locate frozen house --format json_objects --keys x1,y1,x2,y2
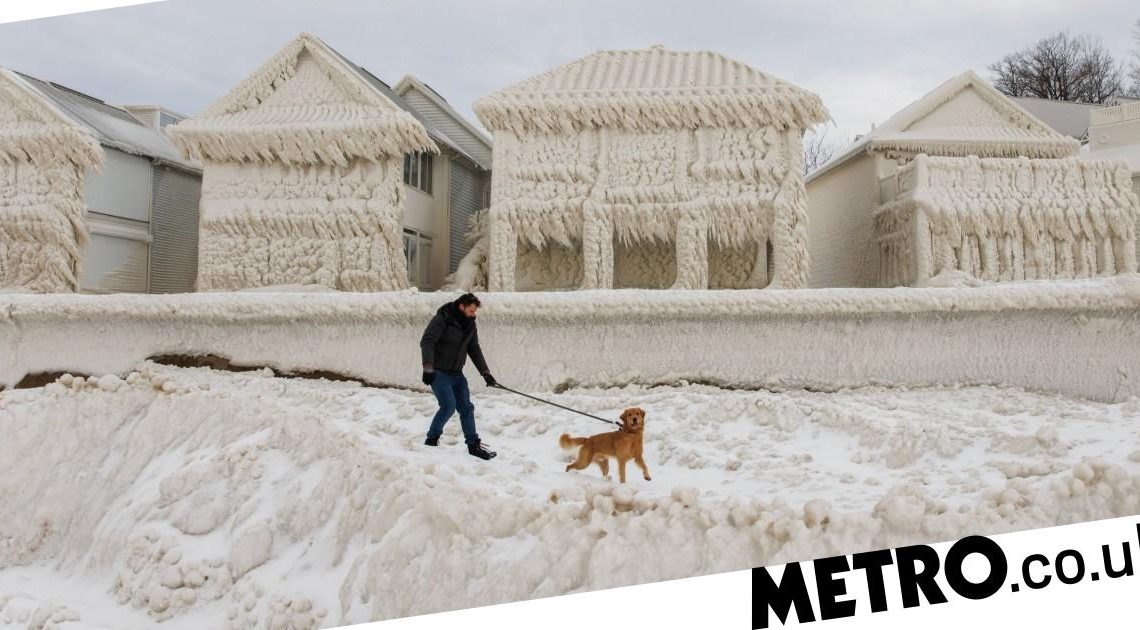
[
  {"x1": 168, "y1": 33, "x2": 491, "y2": 292},
  {"x1": 806, "y1": 71, "x2": 1139, "y2": 288},
  {"x1": 0, "y1": 67, "x2": 201, "y2": 293},
  {"x1": 168, "y1": 33, "x2": 438, "y2": 292},
  {"x1": 470, "y1": 45, "x2": 829, "y2": 292}
]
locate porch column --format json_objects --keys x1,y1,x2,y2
[
  {"x1": 911, "y1": 208, "x2": 934, "y2": 286},
  {"x1": 671, "y1": 206, "x2": 709, "y2": 289},
  {"x1": 580, "y1": 201, "x2": 613, "y2": 289},
  {"x1": 487, "y1": 206, "x2": 517, "y2": 292}
]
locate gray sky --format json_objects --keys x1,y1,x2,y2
[{"x1": 1, "y1": 0, "x2": 1137, "y2": 146}]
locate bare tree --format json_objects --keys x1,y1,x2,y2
[
  {"x1": 990, "y1": 31, "x2": 1125, "y2": 104},
  {"x1": 803, "y1": 128, "x2": 847, "y2": 176},
  {"x1": 1129, "y1": 20, "x2": 1140, "y2": 97}
]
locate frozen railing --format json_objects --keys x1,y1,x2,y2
[
  {"x1": 873, "y1": 155, "x2": 1139, "y2": 286},
  {"x1": 1091, "y1": 101, "x2": 1140, "y2": 126}
]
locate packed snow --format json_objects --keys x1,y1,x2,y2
[{"x1": 2, "y1": 362, "x2": 1139, "y2": 628}]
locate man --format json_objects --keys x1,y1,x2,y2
[{"x1": 419, "y1": 292, "x2": 498, "y2": 460}]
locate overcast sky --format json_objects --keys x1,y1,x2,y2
[{"x1": 1, "y1": 0, "x2": 1137, "y2": 147}]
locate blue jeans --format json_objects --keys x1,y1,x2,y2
[{"x1": 427, "y1": 371, "x2": 479, "y2": 445}]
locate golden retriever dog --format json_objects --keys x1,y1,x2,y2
[{"x1": 559, "y1": 407, "x2": 651, "y2": 483}]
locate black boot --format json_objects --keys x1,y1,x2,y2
[
  {"x1": 424, "y1": 436, "x2": 439, "y2": 446},
  {"x1": 468, "y1": 441, "x2": 497, "y2": 460}
]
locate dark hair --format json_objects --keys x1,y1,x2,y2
[{"x1": 456, "y1": 293, "x2": 481, "y2": 307}]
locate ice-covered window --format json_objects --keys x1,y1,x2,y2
[
  {"x1": 403, "y1": 227, "x2": 432, "y2": 287},
  {"x1": 403, "y1": 151, "x2": 433, "y2": 194}
]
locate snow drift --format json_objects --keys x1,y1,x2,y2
[{"x1": 1, "y1": 363, "x2": 1138, "y2": 628}]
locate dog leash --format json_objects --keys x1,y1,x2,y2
[{"x1": 489, "y1": 383, "x2": 622, "y2": 427}]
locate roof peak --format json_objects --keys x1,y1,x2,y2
[
  {"x1": 167, "y1": 32, "x2": 435, "y2": 164},
  {"x1": 474, "y1": 46, "x2": 828, "y2": 132}
]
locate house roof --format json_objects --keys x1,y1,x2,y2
[
  {"x1": 394, "y1": 74, "x2": 492, "y2": 170},
  {"x1": 1082, "y1": 143, "x2": 1140, "y2": 172},
  {"x1": 1011, "y1": 97, "x2": 1101, "y2": 141},
  {"x1": 474, "y1": 45, "x2": 829, "y2": 133},
  {"x1": 808, "y1": 71, "x2": 1080, "y2": 183},
  {"x1": 168, "y1": 33, "x2": 436, "y2": 165},
  {"x1": 0, "y1": 67, "x2": 101, "y2": 168},
  {"x1": 320, "y1": 50, "x2": 482, "y2": 169},
  {"x1": 0, "y1": 67, "x2": 195, "y2": 171}
]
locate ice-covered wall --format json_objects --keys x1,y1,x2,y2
[
  {"x1": 3, "y1": 276, "x2": 1140, "y2": 402},
  {"x1": 474, "y1": 47, "x2": 827, "y2": 292},
  {"x1": 195, "y1": 159, "x2": 408, "y2": 291},
  {"x1": 0, "y1": 69, "x2": 102, "y2": 293},
  {"x1": 483, "y1": 126, "x2": 804, "y2": 292},
  {"x1": 876, "y1": 156, "x2": 1139, "y2": 286},
  {"x1": 167, "y1": 34, "x2": 435, "y2": 292}
]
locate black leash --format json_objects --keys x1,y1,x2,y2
[{"x1": 489, "y1": 383, "x2": 622, "y2": 427}]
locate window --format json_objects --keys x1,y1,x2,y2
[
  {"x1": 403, "y1": 151, "x2": 433, "y2": 194},
  {"x1": 403, "y1": 227, "x2": 432, "y2": 287}
]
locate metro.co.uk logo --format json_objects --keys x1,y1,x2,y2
[{"x1": 752, "y1": 522, "x2": 1140, "y2": 628}]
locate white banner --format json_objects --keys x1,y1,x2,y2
[
  {"x1": 339, "y1": 515, "x2": 1139, "y2": 629},
  {"x1": 751, "y1": 514, "x2": 1140, "y2": 628},
  {"x1": 0, "y1": 0, "x2": 165, "y2": 25}
]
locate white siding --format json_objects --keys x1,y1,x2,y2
[
  {"x1": 805, "y1": 153, "x2": 881, "y2": 287},
  {"x1": 401, "y1": 89, "x2": 492, "y2": 168},
  {"x1": 402, "y1": 154, "x2": 448, "y2": 289},
  {"x1": 84, "y1": 148, "x2": 151, "y2": 222}
]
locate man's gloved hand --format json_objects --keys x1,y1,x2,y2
[
  {"x1": 422, "y1": 371, "x2": 434, "y2": 386},
  {"x1": 482, "y1": 372, "x2": 497, "y2": 387}
]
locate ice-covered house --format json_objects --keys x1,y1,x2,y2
[
  {"x1": 806, "y1": 71, "x2": 1139, "y2": 288},
  {"x1": 168, "y1": 33, "x2": 441, "y2": 292},
  {"x1": 470, "y1": 45, "x2": 828, "y2": 292},
  {"x1": 0, "y1": 67, "x2": 201, "y2": 294}
]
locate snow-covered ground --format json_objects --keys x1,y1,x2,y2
[{"x1": 2, "y1": 362, "x2": 1139, "y2": 628}]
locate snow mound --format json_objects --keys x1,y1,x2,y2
[{"x1": 1, "y1": 364, "x2": 1139, "y2": 627}]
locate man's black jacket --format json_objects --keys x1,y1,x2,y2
[{"x1": 419, "y1": 301, "x2": 490, "y2": 375}]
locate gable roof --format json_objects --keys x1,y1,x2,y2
[
  {"x1": 867, "y1": 71, "x2": 1078, "y2": 159},
  {"x1": 808, "y1": 71, "x2": 1081, "y2": 183},
  {"x1": 394, "y1": 74, "x2": 492, "y2": 170},
  {"x1": 9, "y1": 70, "x2": 197, "y2": 172},
  {"x1": 474, "y1": 45, "x2": 828, "y2": 133},
  {"x1": 1012, "y1": 96, "x2": 1101, "y2": 142},
  {"x1": 0, "y1": 68, "x2": 102, "y2": 168},
  {"x1": 321, "y1": 52, "x2": 481, "y2": 169},
  {"x1": 167, "y1": 33, "x2": 436, "y2": 165}
]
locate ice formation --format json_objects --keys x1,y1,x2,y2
[
  {"x1": 2, "y1": 363, "x2": 1139, "y2": 627},
  {"x1": 876, "y1": 156, "x2": 1139, "y2": 286},
  {"x1": 440, "y1": 210, "x2": 488, "y2": 292},
  {"x1": 471, "y1": 46, "x2": 829, "y2": 291},
  {"x1": 806, "y1": 71, "x2": 1140, "y2": 288},
  {"x1": 167, "y1": 33, "x2": 436, "y2": 292},
  {"x1": 0, "y1": 68, "x2": 102, "y2": 293}
]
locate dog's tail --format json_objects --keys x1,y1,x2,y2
[{"x1": 559, "y1": 433, "x2": 587, "y2": 449}]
